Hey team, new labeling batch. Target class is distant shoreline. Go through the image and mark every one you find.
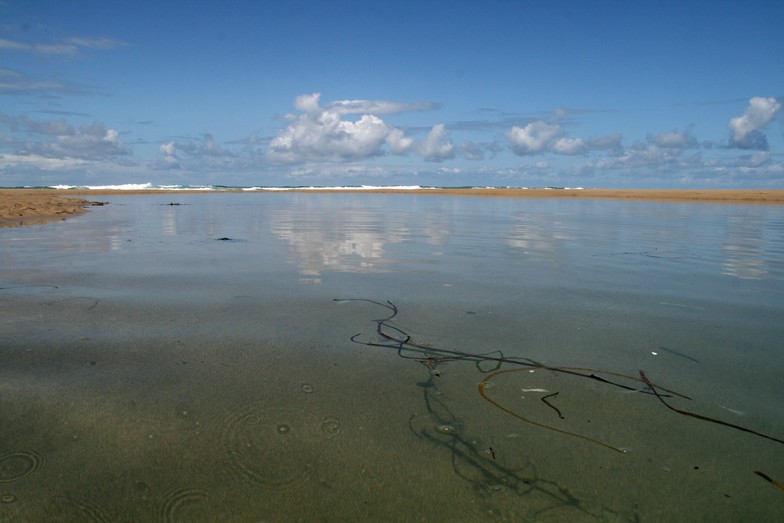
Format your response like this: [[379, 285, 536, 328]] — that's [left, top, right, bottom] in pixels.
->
[[2, 187, 783, 227]]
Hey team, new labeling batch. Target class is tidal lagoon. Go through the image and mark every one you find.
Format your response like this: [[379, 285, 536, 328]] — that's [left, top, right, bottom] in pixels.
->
[[2, 192, 783, 521]]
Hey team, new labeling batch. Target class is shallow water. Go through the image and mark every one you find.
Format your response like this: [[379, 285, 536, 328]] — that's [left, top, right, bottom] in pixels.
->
[[1, 193, 783, 521]]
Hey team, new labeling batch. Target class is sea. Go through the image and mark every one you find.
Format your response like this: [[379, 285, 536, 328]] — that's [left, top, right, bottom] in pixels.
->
[[1, 189, 783, 521]]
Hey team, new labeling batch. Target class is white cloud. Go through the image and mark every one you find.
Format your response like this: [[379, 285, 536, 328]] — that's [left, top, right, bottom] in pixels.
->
[[17, 119, 129, 160], [506, 120, 622, 158], [506, 121, 562, 155], [651, 130, 697, 148], [728, 97, 782, 150], [160, 142, 176, 156], [744, 151, 772, 168], [0, 153, 90, 171], [623, 144, 690, 167], [294, 92, 322, 114], [386, 128, 414, 154], [326, 99, 434, 115], [550, 137, 587, 155], [437, 167, 462, 174], [268, 93, 415, 163], [157, 141, 180, 169], [418, 124, 455, 162], [104, 129, 120, 144], [585, 138, 701, 173]]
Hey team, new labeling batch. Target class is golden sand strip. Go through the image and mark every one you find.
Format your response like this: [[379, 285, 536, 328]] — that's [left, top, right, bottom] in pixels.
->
[[0, 190, 104, 228], [1, 188, 783, 227], [286, 188, 784, 203]]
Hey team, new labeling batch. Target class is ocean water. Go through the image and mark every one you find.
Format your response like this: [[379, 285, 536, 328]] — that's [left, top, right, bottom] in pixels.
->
[[1, 193, 783, 521]]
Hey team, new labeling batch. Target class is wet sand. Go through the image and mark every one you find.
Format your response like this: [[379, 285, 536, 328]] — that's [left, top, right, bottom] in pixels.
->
[[0, 189, 104, 228], [2, 188, 783, 227]]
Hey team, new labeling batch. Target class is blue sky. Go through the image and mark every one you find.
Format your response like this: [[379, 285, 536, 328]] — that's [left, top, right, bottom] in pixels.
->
[[1, 0, 783, 188]]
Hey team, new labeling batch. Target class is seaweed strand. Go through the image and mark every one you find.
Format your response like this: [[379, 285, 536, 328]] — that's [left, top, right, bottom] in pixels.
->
[[754, 471, 784, 491], [638, 370, 784, 446], [479, 369, 626, 453], [541, 392, 565, 419], [338, 298, 784, 451]]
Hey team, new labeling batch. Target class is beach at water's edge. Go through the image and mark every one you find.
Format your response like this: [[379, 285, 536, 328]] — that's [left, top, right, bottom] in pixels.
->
[[0, 189, 107, 227]]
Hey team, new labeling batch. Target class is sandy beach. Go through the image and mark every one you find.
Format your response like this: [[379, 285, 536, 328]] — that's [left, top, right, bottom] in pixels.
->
[[0, 189, 105, 228], [2, 187, 783, 227]]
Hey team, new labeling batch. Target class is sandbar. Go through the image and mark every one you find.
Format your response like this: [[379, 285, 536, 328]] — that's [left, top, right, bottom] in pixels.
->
[[1, 188, 783, 227], [290, 187, 784, 203], [0, 189, 104, 228]]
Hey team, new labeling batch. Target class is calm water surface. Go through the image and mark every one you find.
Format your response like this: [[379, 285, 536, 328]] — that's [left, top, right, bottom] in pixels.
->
[[1, 193, 783, 521]]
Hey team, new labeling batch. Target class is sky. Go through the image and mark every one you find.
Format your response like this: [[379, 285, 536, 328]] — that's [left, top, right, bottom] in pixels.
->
[[1, 0, 783, 189]]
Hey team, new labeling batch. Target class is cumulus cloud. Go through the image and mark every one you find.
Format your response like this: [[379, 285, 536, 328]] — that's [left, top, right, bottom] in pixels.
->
[[268, 93, 416, 163], [155, 134, 243, 171], [506, 121, 618, 156], [582, 131, 704, 174], [158, 141, 180, 169], [160, 142, 176, 156], [728, 97, 782, 150], [650, 130, 698, 148], [550, 137, 588, 155], [743, 151, 773, 168], [418, 124, 455, 162], [506, 121, 562, 155], [293, 92, 322, 114], [13, 118, 129, 160], [621, 142, 694, 168], [386, 128, 414, 154]]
